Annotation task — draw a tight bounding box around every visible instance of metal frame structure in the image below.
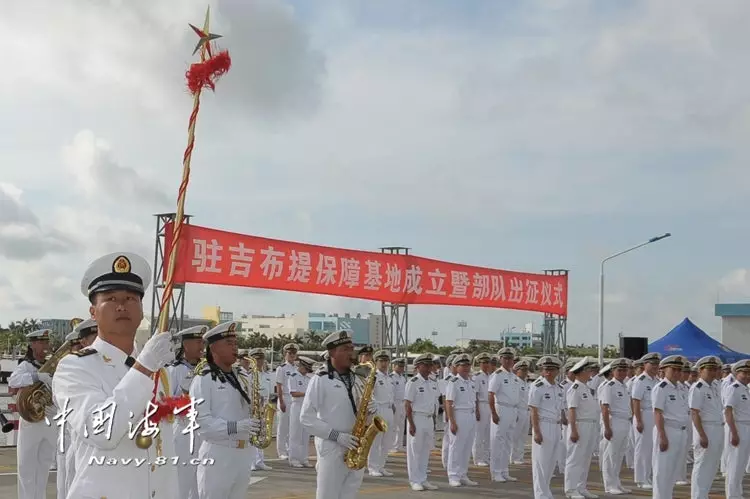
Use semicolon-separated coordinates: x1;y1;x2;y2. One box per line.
541;269;569;356
149;213;192;336
380;247;410;359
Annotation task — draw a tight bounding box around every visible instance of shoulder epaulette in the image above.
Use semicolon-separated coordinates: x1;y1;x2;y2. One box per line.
534;380;544;387
608;380;615;386
315;365;328;376
198;366;212;376
695;381;703;389
572;382;579;389
733;383;740;388
71;348;97;358
493;368;503;375
659;380;667;388
290;372;297;377
408;376;418;382
449;377;458;383
638;374;646;381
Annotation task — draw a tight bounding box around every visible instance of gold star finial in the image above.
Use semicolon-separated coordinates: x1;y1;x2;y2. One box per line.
189;6;222;60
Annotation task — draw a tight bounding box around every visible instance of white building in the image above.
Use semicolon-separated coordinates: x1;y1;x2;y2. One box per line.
715;303;750;354
237;313;308;338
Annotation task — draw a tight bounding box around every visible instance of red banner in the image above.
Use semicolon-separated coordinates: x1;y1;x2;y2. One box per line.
164;223;568;316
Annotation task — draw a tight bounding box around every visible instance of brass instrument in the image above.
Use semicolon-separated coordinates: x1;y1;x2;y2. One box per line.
344;361;388;470
17;340;74;423
246;357;276;449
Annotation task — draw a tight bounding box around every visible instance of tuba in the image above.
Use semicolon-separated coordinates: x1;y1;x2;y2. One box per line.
246;357;276;449
344;361;388;470
17;339;74;423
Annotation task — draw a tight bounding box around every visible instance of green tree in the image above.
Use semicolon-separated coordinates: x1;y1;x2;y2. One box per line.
409;338;438;353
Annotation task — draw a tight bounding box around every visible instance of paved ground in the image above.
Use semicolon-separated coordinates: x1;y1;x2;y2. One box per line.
0;436;744;498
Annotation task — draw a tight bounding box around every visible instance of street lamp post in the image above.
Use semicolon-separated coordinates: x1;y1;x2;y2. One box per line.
457;321;467;347
598;233;671;365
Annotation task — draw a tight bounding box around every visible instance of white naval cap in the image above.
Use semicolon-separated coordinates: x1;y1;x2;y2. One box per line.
176;325;208;341
413;353;433;366
80;252;152;299
297;356;315;370
571;356;597;374
659;354;687;369
599;362;613;376
474;352;492;363
537;355;562;369
497;346;517;358
72;318;98;339
203;321;239;345
513;359;530;371
609;358;631;370
695;355;721;370
26;329;51;340
452;353;472;366
248;347;265;358
731;359;750;373
323;330;353;350
65;331;80;343
373;349;391;361
640;352;661;364
283;343;299;352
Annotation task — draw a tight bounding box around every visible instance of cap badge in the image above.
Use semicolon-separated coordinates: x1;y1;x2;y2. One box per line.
200;326;208;334
70;318;84;329
113;255;131;274
227;322;236;333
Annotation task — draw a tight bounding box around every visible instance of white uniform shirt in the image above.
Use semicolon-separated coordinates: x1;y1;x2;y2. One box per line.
372;370;395;409
488;368;522;408
566;380;599;421
390;372;407;401
445;375;476;411
652;379;689;426
588;375;605;392
287;371;311;402
688;378;723;424
724;382;750;422
405;374;438;415
600;378;632;420
473;371;490;403
630;373;657;412
516;379;530;411
561;377;574;394
529;377;564;423
51;337;176;499
275;362;297;398
721;374;736;404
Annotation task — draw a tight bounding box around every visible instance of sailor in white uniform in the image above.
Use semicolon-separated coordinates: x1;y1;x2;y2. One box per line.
564;356;600;499
405;353;440;491
189;321;261;499
51;252;177;499
511;359;531;465
275;342;299;460
440;357;458;470
245;349;276;472
720;363;735;476
630;352;660;490
723;358;750;499
367;350;395;476
599;358;632;495
488;347;522;482
471;352;492;467
167;325;207;499
594;363;613;468
651;354;690;499
445;352;479;487
529;355;565;499
300;330;369;499
557;359;576;475
56;319;98;499
287;355;314;468
675;360;693;486
688;355;723;499
388;357;407;452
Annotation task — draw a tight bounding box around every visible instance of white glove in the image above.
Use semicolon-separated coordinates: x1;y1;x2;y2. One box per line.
36;373;52;386
237;418;262;436
336;432;359;450
136;333;175;372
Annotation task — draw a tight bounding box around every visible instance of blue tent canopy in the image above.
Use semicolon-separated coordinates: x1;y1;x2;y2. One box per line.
649;317;750;363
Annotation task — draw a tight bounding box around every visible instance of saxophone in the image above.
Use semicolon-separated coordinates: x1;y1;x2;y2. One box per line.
344;361;388;470
246;357;276;449
17;340;74;423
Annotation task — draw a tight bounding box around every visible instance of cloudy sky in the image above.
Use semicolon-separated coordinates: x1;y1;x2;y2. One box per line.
2;0;749;347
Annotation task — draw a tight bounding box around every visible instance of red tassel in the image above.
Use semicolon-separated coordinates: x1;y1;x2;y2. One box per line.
148;395;194;424
186;51;232;95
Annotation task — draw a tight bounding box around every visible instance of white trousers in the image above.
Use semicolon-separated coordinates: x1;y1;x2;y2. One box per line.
601;418;630;491
721;423;729;473
532;420;562;499
367;405;394;474
441;416;450;469
174;422;202;499
406;414;434;485
511;408;529;463
472;401;491;465
691;423;723;499
17;419;56;499
276;394;291;457
725;422;750;499
315;439;364;499
652;424;688;499
447;410;476;482
388;400;406;451
288;401;310;465
56;427;76;499
625;422;634;469
633;411;654;485
490;405;516;478
197;441;253;499
564;420;597;494
556;424;566;473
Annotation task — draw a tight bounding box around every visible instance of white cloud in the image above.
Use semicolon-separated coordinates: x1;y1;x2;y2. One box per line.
718;269;750;299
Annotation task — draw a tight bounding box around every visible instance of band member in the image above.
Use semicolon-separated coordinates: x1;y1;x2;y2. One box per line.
52;252;177;498
688;355;723;499
287;355;314;468
405;353;439;491
599;358;632;495
10;329;57;499
357;345;374;365
652;354;690;499
723;359;750;498
189;321;261;499
275;343;299;460
471;352;492;467
300;330;369;499
529;355;565;499
511;359;531;465
244;349;276;472
388;357;407;453
630;352;660;489
367;350;395;476
167;325;207;499
488;347;521;482
445;353;479;487
564;356;599;499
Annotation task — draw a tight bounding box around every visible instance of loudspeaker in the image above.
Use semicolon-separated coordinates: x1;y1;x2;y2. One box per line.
620;337;648;360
